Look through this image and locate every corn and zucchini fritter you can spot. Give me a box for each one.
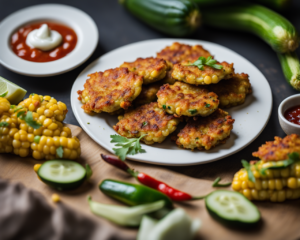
[157,82,219,117]
[156,42,211,66]
[120,57,168,84]
[176,109,235,150]
[207,73,252,108]
[77,68,143,113]
[134,82,162,106]
[172,60,234,85]
[253,134,300,162]
[113,102,180,145]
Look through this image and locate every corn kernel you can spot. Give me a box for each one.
[33,164,41,172]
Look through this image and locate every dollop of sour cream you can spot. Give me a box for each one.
[26,24,62,51]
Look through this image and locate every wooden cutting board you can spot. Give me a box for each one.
[0,124,299,240]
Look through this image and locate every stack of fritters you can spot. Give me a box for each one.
[78,42,252,150]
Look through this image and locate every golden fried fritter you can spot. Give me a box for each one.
[114,102,180,144]
[172,60,234,85]
[157,42,211,66]
[77,68,143,113]
[176,109,235,150]
[157,82,219,117]
[120,57,168,84]
[207,73,252,108]
[252,134,300,162]
[134,82,162,106]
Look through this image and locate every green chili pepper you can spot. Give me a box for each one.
[99,179,173,208]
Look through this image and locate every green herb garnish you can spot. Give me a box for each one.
[212,177,231,187]
[241,160,255,182]
[0,92,8,97]
[167,106,171,110]
[56,146,64,158]
[260,152,300,175]
[187,56,223,70]
[85,164,93,180]
[142,122,148,127]
[188,109,197,114]
[162,105,166,110]
[110,134,146,161]
[0,121,9,127]
[205,103,211,108]
[13,106,23,112]
[17,111,41,129]
[30,93,36,96]
[34,135,41,143]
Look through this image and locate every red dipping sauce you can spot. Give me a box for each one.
[284,105,300,125]
[11,22,77,62]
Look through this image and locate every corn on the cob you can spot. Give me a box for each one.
[232,160,300,202]
[18,94,68,122]
[0,94,80,161]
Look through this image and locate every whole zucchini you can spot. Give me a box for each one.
[278,52,300,91]
[251,0,290,11]
[120,0,201,37]
[202,4,299,53]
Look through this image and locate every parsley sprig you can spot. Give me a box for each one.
[187,56,223,70]
[241,160,255,182]
[110,134,146,161]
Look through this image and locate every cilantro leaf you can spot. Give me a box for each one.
[18,111,41,129]
[56,146,64,158]
[205,103,211,108]
[110,134,146,161]
[0,121,9,127]
[188,109,197,114]
[187,56,223,70]
[85,164,93,180]
[241,160,255,182]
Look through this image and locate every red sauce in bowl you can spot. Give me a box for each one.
[284,105,300,125]
[11,22,77,62]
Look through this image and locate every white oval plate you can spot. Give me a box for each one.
[0,4,98,77]
[71,39,272,166]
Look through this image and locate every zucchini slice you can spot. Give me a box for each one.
[37,160,87,191]
[202,4,299,53]
[278,52,300,91]
[205,190,260,227]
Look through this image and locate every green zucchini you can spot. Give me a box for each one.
[37,160,92,191]
[205,190,260,227]
[251,0,290,11]
[202,4,299,53]
[278,52,300,91]
[120,0,201,37]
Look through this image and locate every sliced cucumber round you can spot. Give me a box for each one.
[37,160,87,191]
[205,190,260,227]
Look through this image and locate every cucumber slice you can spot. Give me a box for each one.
[37,160,87,191]
[205,190,260,227]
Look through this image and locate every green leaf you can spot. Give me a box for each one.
[188,109,197,114]
[241,160,255,183]
[14,106,23,112]
[85,164,93,180]
[23,111,41,129]
[162,105,166,110]
[142,121,148,127]
[56,146,64,158]
[0,121,9,127]
[110,134,146,161]
[0,91,8,97]
[205,103,211,108]
[187,56,223,70]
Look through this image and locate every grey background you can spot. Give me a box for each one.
[1,0,300,178]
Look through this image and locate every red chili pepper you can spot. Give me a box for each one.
[100,154,204,201]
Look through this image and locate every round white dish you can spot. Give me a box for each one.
[71,39,272,166]
[0,4,98,77]
[278,94,300,135]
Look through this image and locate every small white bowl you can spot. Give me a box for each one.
[278,94,300,135]
[0,4,98,77]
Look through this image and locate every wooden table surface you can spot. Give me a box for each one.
[1,1,300,239]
